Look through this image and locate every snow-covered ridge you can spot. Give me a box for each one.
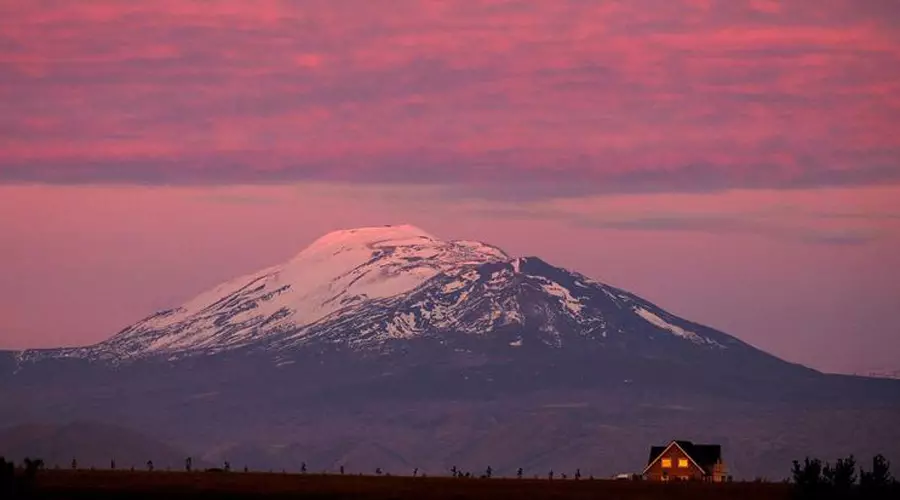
[18,225,741,363]
[79,225,510,359]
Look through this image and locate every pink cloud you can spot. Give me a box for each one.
[0,0,898,193]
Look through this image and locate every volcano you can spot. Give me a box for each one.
[3,225,899,479]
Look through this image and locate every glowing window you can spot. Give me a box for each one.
[678,458,689,468]
[661,458,672,468]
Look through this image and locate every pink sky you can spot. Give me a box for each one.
[1,1,899,374]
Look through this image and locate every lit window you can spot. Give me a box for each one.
[661,458,672,468]
[678,459,689,468]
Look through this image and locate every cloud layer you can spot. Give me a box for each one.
[1,0,898,194]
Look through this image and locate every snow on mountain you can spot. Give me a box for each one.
[271,256,736,353]
[85,225,510,359]
[21,224,747,363]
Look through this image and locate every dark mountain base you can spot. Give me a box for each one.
[3,351,900,480]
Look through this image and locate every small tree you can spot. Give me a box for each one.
[516,467,523,479]
[575,469,581,480]
[0,457,14,497]
[791,457,823,488]
[223,461,231,472]
[860,454,893,489]
[301,462,307,474]
[450,466,458,478]
[548,469,554,480]
[185,457,192,472]
[823,455,856,491]
[485,466,492,479]
[147,460,154,472]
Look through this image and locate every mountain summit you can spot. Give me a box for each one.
[30,225,799,384]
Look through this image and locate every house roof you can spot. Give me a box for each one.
[645,440,723,473]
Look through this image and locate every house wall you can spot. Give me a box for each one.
[645,446,706,481]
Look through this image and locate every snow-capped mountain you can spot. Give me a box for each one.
[6,225,900,481]
[28,224,763,363]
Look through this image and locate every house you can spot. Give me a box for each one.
[642,440,727,482]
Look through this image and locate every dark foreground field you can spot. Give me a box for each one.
[27,470,791,500]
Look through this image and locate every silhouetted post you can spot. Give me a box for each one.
[575,469,581,480]
[340,465,345,475]
[185,457,192,472]
[71,458,77,470]
[517,467,523,479]
[485,466,492,479]
[301,462,307,474]
[244,466,249,473]
[110,459,116,470]
[548,470,554,480]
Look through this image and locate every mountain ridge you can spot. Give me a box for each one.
[16,225,797,377]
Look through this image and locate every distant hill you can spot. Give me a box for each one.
[864,369,900,380]
[0,421,199,470]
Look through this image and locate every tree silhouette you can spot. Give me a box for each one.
[0,458,14,497]
[413,467,418,477]
[71,458,77,470]
[791,457,822,489]
[301,462,307,474]
[147,460,154,472]
[861,454,893,488]
[548,470,554,480]
[450,466,458,478]
[2,457,43,498]
[516,467,523,479]
[791,454,898,499]
[185,457,192,472]
[375,467,383,476]
[485,466,492,479]
[575,468,581,480]
[223,461,230,472]
[823,455,856,491]
[340,465,345,475]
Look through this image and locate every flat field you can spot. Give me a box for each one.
[26,470,791,499]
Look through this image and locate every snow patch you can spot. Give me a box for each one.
[537,279,584,315]
[633,307,712,345]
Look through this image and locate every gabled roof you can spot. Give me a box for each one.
[643,440,723,475]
